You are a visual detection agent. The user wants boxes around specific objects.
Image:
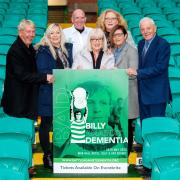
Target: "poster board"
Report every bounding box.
[53,69,128,174]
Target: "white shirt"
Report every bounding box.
[63,25,92,58]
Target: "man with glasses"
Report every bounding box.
[63,9,92,59]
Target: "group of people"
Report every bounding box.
[1,7,171,176]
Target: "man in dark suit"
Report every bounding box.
[1,19,54,176]
[127,17,172,176]
[127,17,171,121]
[1,19,54,120]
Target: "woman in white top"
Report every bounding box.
[72,28,115,69]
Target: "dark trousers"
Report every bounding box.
[128,118,136,155]
[139,99,166,121]
[39,116,52,156]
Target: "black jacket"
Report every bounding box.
[1,36,47,120]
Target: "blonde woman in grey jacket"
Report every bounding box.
[72,28,115,69]
[110,25,139,156]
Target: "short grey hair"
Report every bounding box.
[87,28,107,51]
[18,19,35,31]
[139,17,156,27]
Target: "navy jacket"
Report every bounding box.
[137,35,172,105]
[36,44,72,116]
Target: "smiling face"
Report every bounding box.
[104,11,119,32]
[19,24,35,47]
[48,25,61,48]
[71,9,86,30]
[112,29,127,47]
[90,36,104,52]
[140,19,156,41]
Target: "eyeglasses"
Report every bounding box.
[105,17,117,21]
[90,38,103,42]
[113,33,124,38]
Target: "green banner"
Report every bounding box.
[53,70,128,174]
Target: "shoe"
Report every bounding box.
[43,154,53,169]
[139,167,152,178]
[29,167,36,177]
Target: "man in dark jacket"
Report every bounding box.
[1,19,54,120]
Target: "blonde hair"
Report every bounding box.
[18,19,35,31]
[96,9,128,31]
[87,28,107,51]
[35,23,68,60]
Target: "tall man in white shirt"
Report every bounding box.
[63,9,92,59]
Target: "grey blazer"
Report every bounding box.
[114,43,139,119]
[72,49,115,69]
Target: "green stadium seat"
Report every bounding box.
[0,116,35,167]
[163,35,180,44]
[122,8,141,17]
[0,27,17,36]
[132,27,142,38]
[11,0,29,2]
[150,139,180,180]
[163,7,180,19]
[33,35,43,45]
[168,66,180,80]
[157,0,175,9]
[0,45,10,55]
[142,117,180,169]
[0,139,30,180]
[28,8,47,15]
[137,0,156,8]
[171,96,180,121]
[125,14,142,24]
[143,7,162,16]
[134,118,143,144]
[169,56,175,67]
[6,8,27,16]
[0,0,9,3]
[175,55,180,68]
[167,13,180,22]
[0,168,26,180]
[157,27,179,36]
[35,27,45,36]
[155,20,173,28]
[0,35,16,45]
[160,170,180,180]
[0,79,4,102]
[0,2,9,10]
[174,20,180,29]
[171,44,180,56]
[170,80,180,98]
[0,8,6,15]
[9,2,28,9]
[148,14,167,21]
[0,54,6,66]
[0,65,5,80]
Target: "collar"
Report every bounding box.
[145,34,156,45]
[71,25,87,34]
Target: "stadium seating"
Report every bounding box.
[150,139,180,180]
[134,118,143,144]
[141,117,180,169]
[0,139,30,180]
[0,116,35,167]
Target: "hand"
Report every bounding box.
[126,68,137,76]
[47,74,54,83]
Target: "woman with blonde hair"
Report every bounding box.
[72,28,114,69]
[96,9,136,48]
[35,23,72,169]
